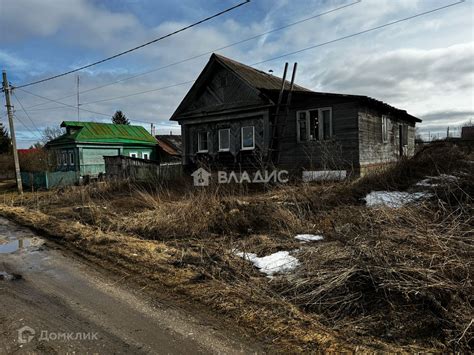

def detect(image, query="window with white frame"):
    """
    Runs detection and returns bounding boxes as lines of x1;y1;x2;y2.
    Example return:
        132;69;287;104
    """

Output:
62;152;67;166
69;151;74;165
241;126;255;150
142;152;149;160
197;131;209;152
129;152;138;158
382;115;389;143
218;129;230;151
297;107;333;142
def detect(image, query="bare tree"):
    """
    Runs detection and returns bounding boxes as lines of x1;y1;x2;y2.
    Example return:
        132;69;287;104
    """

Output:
42;126;65;145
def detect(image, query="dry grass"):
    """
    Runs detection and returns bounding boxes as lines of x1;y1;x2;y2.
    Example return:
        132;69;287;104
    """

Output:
1;141;473;352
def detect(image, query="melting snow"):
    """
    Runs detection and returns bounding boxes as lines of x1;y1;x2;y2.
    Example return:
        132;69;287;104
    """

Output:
364;191;430;208
235;250;299;276
416;174;459;188
295;234;324;242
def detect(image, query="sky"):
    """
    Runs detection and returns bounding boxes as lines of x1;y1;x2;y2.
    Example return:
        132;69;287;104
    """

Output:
0;0;473;148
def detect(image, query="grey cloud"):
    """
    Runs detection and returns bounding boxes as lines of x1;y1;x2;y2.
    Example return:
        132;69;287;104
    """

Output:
0;0;139;45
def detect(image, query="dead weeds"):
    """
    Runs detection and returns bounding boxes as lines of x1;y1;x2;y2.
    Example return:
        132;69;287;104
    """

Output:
1;141;472;352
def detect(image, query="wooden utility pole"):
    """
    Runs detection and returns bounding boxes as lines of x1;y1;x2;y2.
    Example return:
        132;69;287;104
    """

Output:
2;70;23;194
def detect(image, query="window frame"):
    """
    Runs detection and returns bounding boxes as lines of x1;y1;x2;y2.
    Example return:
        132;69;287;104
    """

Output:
68;151;74;165
218;128;231;152
241;126;255;150
402;124;408;147
129;152;138;158
382;115;389;143
296;107;333;142
62;152;67;166
142;152;149;160
197;131;209;153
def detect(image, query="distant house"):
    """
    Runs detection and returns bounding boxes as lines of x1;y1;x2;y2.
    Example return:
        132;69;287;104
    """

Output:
461;126;474;140
155;135;182;163
170;54;421;176
45;121;157;177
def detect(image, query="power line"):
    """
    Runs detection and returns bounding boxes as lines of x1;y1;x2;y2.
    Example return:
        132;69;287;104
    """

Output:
12;91;43;138
251;0;465;66
82;80;195;105
13;113;41;140
75;0;465;107
22;0;361;110
12;0;464;120
17;88;111;117
12;1;250;90
17;87;160;126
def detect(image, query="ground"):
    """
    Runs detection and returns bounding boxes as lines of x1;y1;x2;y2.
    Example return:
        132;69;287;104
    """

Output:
0;217;261;354
0;141;472;352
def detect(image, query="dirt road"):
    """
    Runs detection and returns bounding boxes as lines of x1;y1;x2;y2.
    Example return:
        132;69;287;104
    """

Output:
0;217;259;354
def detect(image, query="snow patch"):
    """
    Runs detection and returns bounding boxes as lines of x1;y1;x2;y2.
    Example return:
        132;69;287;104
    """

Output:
364;191;430;208
295;234;324;243
416;174;458;188
235;250;299;276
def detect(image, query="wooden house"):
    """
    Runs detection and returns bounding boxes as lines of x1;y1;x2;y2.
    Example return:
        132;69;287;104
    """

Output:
170;54;421;176
45;121;157;177
155;134;182;163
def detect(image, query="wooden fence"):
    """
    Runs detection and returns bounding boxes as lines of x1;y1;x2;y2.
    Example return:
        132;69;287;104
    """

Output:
104;155;182;182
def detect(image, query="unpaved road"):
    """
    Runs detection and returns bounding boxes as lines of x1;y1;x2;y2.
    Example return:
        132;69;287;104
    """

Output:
0;217;259;354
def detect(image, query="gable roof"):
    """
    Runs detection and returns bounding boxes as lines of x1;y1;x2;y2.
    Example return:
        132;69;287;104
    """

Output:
170;53;310;120
171;53;420;123
213;54;310;92
46;121;157;146
155;135;182;156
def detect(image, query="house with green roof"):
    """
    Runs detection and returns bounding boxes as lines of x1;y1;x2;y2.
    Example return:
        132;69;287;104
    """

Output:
45;121;158;177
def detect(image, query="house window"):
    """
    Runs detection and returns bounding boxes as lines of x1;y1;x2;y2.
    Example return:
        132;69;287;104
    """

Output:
241;126;255;150
62;152;67;166
297;107;333;142
197;131;209;152
69;152;74;165
218;129;230;152
129;152;138;158
402;124;408;146
382;115;389;143
142;152;149;160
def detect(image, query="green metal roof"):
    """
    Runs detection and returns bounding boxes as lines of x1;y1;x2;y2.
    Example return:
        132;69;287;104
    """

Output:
47;121;157;146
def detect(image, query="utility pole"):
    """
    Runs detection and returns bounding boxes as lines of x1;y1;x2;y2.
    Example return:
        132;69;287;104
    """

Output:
2;70;23;194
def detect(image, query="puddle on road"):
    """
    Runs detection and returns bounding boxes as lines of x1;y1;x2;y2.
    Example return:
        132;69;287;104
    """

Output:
0;238;32;253
0;217;43;254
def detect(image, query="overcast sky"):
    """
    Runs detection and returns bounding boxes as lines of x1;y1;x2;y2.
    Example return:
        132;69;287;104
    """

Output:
0;0;473;147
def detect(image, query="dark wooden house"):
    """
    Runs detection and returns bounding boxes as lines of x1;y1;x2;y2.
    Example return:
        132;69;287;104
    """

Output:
170;54;421;176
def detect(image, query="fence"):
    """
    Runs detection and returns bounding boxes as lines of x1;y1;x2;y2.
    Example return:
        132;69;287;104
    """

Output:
21;171;80;190
104;155;182;182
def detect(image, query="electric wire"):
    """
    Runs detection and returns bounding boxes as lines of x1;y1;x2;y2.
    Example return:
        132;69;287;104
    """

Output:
79;0;465;106
12;91;43;138
22;0;361;110
12;0;251;90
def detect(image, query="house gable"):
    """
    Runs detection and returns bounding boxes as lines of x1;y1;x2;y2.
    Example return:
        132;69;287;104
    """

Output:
171;55;273;120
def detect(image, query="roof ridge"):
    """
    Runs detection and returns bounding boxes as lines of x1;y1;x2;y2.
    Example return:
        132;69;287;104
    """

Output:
212;52;312;92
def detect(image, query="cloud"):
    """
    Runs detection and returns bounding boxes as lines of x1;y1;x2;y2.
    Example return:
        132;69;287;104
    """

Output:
0;0;139;46
2;0;473;146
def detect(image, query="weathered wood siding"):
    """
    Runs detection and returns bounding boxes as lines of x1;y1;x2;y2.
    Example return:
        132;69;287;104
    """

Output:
183;111;269;169
178;66;267;119
358;107;415;173
278;96;359;172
